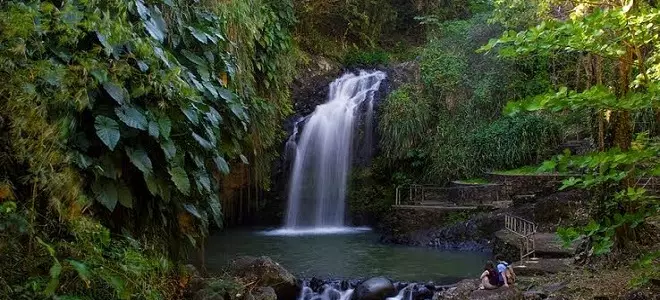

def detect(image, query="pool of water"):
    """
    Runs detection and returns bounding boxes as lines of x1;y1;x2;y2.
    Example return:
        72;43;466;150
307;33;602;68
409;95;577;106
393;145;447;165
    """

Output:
204;228;489;283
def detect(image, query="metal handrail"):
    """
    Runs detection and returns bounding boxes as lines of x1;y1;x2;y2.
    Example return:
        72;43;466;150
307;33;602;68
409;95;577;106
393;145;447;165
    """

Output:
505;214;537;263
395;184;502;206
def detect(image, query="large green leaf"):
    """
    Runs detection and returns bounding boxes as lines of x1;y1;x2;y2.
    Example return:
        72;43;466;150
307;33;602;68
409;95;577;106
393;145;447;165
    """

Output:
144;173;171;202
169;167;191;195
203;81;219;99
44;260;62;296
182;49;206;66
125;147;153;174
67;260;91;286
102;82;125;104
213;156;230;175
158;117;172;139
161;140;177;160
148;121;160;138
205;107;222;126
181;106;199;125
98;155;119;179
217;87;232;101
92;180;118;212
116;182;133;209
115;106;148;130
184;203;202;219
192;132;213;149
94;116;120;150
195;171;211;193
187;26;208;44
143;6;167;42
208;195;223;228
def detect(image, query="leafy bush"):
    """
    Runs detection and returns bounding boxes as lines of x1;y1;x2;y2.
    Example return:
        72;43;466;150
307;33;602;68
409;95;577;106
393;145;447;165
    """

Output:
470;115;561;171
378;84;432;160
343;49;391;67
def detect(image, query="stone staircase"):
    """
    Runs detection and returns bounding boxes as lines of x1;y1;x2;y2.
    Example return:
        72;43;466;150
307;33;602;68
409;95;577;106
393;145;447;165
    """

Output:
496;215;575;276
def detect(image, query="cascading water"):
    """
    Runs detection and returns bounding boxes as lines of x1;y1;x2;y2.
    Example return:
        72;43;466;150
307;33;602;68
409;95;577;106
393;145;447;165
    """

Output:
284;71;386;231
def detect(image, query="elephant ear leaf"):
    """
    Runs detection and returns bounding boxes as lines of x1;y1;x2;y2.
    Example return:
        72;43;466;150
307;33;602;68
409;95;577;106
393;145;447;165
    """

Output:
115;106;148;130
116;182;133;209
213;156;230;175
95;116;120;150
169;167;191;195
125;147;153;174
92;180;118;212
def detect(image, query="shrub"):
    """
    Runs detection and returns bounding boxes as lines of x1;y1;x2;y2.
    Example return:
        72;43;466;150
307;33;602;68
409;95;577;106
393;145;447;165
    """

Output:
469;115;562;171
343;49;391;67
378;84;432;160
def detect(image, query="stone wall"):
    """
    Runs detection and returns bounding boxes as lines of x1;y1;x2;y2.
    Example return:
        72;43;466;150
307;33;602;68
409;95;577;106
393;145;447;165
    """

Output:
485;173;568;199
448;182;505;205
379;207;501;251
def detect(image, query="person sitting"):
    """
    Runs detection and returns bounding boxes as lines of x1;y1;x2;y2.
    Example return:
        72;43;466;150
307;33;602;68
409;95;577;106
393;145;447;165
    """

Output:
495;254;516;287
479;261;500;290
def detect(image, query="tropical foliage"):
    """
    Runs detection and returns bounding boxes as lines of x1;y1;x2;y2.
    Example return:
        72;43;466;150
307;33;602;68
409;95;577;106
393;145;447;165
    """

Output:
0;0;295;297
482;0;660;261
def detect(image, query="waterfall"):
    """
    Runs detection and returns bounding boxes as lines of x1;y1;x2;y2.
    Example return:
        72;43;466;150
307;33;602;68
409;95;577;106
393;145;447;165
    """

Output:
284;70;386;230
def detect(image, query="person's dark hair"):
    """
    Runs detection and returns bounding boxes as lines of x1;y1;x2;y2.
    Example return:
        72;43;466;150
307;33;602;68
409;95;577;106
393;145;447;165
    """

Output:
484;261;494;270
494;254;503;261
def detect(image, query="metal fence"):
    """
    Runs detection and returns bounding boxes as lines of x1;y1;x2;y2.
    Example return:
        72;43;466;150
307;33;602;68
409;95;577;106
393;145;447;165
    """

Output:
394;184;503;206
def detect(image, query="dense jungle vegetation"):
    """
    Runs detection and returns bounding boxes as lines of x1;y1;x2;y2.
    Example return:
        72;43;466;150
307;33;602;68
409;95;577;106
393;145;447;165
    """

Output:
1;0;659;299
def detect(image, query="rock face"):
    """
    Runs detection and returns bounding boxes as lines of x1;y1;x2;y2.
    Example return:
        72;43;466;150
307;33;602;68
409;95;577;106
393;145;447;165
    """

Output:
352;277;396;300
387;60;421;90
246;287;278;300
380;210;503;252
229;256;301;300
469;288;523;300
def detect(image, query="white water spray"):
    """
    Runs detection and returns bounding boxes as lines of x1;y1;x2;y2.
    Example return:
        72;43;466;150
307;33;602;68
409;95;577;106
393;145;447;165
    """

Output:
284;71;386;230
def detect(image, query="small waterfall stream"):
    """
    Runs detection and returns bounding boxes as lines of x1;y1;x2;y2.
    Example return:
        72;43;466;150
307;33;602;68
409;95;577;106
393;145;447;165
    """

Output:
283;71;386;230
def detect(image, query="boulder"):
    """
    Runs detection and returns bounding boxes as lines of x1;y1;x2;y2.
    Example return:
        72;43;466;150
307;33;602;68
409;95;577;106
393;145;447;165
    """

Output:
246;287;278;300
433;279;479;300
413;285;434;300
469;288;523;300
229;256;301;300
352;277;396;300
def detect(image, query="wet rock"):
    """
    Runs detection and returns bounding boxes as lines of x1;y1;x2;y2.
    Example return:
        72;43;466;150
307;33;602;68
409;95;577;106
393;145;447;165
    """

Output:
414;285;434;300
380;210;502;251
331;289;344;300
523;290;547;300
341;280;350;291
352;277;396;300
246;287;277;300
309;277;325;293
433;279;479;300
183;264;206;295
469;288;523;300
229;256;301;300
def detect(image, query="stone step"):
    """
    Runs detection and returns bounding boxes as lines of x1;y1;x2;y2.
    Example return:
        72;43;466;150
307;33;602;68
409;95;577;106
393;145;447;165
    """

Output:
494;230;576;259
512;258;573;276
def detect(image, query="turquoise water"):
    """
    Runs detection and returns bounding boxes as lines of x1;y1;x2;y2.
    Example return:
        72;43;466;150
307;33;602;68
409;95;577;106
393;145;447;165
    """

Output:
204;229;489;283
